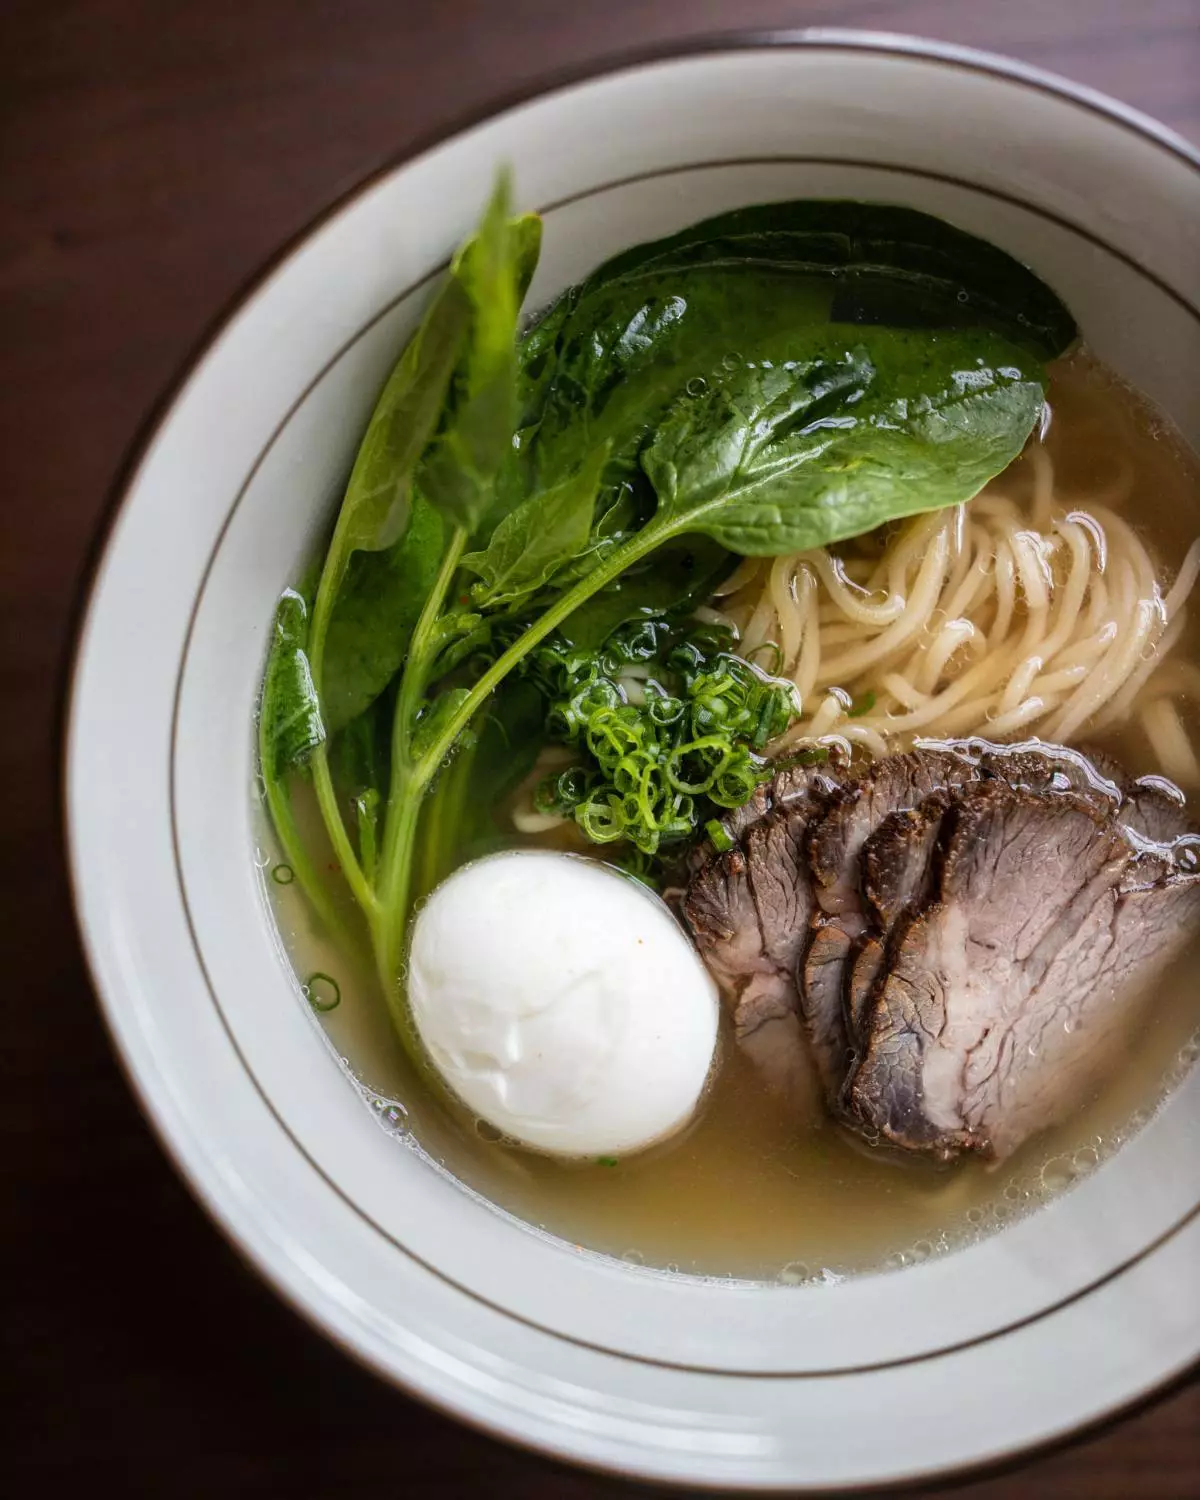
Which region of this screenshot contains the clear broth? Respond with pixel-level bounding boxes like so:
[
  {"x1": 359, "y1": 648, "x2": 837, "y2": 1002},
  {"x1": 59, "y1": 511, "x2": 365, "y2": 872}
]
[{"x1": 264, "y1": 351, "x2": 1200, "y2": 1281}]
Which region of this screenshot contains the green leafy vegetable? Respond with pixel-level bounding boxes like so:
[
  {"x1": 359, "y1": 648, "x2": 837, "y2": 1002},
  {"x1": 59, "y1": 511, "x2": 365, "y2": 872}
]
[
  {"x1": 461, "y1": 444, "x2": 610, "y2": 608},
  {"x1": 419, "y1": 187, "x2": 542, "y2": 532},
  {"x1": 640, "y1": 343, "x2": 1045, "y2": 554},
  {"x1": 557, "y1": 535, "x2": 733, "y2": 652},
  {"x1": 303, "y1": 179, "x2": 539, "y2": 973},
  {"x1": 328, "y1": 685, "x2": 392, "y2": 809},
  {"x1": 258, "y1": 591, "x2": 349, "y2": 944},
  {"x1": 334, "y1": 279, "x2": 470, "y2": 559},
  {"x1": 260, "y1": 590, "x2": 325, "y2": 779},
  {"x1": 320, "y1": 497, "x2": 446, "y2": 733}
]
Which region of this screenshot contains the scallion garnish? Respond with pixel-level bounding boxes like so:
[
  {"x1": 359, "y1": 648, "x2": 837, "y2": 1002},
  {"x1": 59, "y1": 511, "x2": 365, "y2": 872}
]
[
  {"x1": 526, "y1": 618, "x2": 798, "y2": 866},
  {"x1": 705, "y1": 819, "x2": 735, "y2": 853},
  {"x1": 304, "y1": 972, "x2": 342, "y2": 1012}
]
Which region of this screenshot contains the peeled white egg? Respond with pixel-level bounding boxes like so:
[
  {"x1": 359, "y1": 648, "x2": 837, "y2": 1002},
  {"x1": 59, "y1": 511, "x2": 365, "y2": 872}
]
[{"x1": 407, "y1": 850, "x2": 719, "y2": 1157}]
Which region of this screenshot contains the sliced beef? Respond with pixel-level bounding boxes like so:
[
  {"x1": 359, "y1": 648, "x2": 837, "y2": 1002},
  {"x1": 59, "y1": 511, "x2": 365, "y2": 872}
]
[
  {"x1": 801, "y1": 751, "x2": 977, "y2": 1099},
  {"x1": 848, "y1": 783, "x2": 1133, "y2": 1155},
  {"x1": 847, "y1": 794, "x2": 951, "y2": 1043},
  {"x1": 959, "y1": 875, "x2": 1200, "y2": 1157},
  {"x1": 682, "y1": 760, "x2": 846, "y2": 1106},
  {"x1": 682, "y1": 739, "x2": 1200, "y2": 1162}
]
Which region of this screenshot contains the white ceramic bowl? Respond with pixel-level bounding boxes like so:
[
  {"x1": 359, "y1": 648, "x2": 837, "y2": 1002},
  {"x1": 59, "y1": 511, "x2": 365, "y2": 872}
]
[{"x1": 66, "y1": 31, "x2": 1200, "y2": 1492}]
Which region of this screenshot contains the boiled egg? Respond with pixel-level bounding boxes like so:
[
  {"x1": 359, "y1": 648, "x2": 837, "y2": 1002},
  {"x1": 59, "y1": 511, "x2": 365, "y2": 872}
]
[{"x1": 407, "y1": 850, "x2": 719, "y2": 1156}]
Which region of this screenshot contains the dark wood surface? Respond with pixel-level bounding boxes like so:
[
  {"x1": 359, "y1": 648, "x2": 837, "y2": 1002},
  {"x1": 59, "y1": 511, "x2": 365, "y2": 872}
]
[{"x1": 4, "y1": 2, "x2": 1199, "y2": 1494}]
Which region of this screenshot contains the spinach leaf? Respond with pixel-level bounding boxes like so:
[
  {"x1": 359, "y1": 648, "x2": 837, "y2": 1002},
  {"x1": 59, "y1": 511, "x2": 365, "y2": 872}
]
[
  {"x1": 557, "y1": 534, "x2": 733, "y2": 651},
  {"x1": 311, "y1": 183, "x2": 540, "y2": 697},
  {"x1": 328, "y1": 688, "x2": 392, "y2": 806},
  {"x1": 326, "y1": 183, "x2": 539, "y2": 573},
  {"x1": 258, "y1": 590, "x2": 351, "y2": 946},
  {"x1": 260, "y1": 590, "x2": 325, "y2": 778},
  {"x1": 515, "y1": 199, "x2": 1076, "y2": 537},
  {"x1": 460, "y1": 444, "x2": 609, "y2": 608},
  {"x1": 320, "y1": 495, "x2": 445, "y2": 733},
  {"x1": 641, "y1": 335, "x2": 1045, "y2": 554},
  {"x1": 536, "y1": 198, "x2": 1076, "y2": 360},
  {"x1": 419, "y1": 179, "x2": 543, "y2": 532},
  {"x1": 335, "y1": 278, "x2": 471, "y2": 560}
]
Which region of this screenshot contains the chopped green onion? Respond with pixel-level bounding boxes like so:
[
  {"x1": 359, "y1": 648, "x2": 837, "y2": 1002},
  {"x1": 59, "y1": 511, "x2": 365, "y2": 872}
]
[
  {"x1": 515, "y1": 617, "x2": 800, "y2": 877},
  {"x1": 596, "y1": 1155, "x2": 619, "y2": 1167},
  {"x1": 847, "y1": 690, "x2": 877, "y2": 719},
  {"x1": 745, "y1": 640, "x2": 784, "y2": 675},
  {"x1": 304, "y1": 972, "x2": 342, "y2": 1012},
  {"x1": 705, "y1": 819, "x2": 734, "y2": 853}
]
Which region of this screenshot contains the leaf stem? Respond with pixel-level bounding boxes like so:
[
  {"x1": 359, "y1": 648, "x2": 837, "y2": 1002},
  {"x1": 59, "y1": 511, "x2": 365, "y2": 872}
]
[
  {"x1": 304, "y1": 507, "x2": 379, "y2": 914},
  {"x1": 311, "y1": 748, "x2": 380, "y2": 917},
  {"x1": 414, "y1": 519, "x2": 676, "y2": 785},
  {"x1": 375, "y1": 524, "x2": 470, "y2": 999},
  {"x1": 260, "y1": 758, "x2": 354, "y2": 955}
]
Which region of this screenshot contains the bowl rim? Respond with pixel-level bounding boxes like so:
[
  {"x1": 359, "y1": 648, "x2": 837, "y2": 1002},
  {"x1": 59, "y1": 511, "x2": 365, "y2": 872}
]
[{"x1": 61, "y1": 26, "x2": 1200, "y2": 1491}]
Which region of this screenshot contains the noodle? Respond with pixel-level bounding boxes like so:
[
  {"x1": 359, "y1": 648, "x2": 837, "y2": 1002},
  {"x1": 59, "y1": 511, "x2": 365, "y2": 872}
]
[{"x1": 717, "y1": 445, "x2": 1200, "y2": 784}]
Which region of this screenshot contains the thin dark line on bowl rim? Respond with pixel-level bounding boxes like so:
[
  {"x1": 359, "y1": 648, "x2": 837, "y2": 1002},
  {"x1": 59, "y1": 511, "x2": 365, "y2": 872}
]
[
  {"x1": 164, "y1": 154, "x2": 1200, "y2": 1379},
  {"x1": 59, "y1": 32, "x2": 1200, "y2": 1489}
]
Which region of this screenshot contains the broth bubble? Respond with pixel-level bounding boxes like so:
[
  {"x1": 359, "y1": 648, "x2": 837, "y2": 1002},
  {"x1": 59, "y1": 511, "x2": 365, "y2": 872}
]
[
  {"x1": 382, "y1": 1104, "x2": 409, "y2": 1135},
  {"x1": 1041, "y1": 1157, "x2": 1075, "y2": 1193}
]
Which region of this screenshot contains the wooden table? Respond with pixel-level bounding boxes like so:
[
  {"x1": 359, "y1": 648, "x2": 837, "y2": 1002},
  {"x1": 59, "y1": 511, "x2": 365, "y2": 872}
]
[{"x1": 4, "y1": 2, "x2": 1198, "y2": 1494}]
